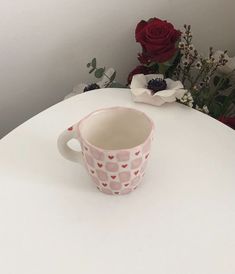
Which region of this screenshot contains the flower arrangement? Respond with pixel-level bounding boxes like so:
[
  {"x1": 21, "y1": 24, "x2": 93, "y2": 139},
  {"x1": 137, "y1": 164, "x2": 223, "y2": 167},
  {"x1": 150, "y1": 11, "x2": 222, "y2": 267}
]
[
  {"x1": 67, "y1": 18, "x2": 235, "y2": 129},
  {"x1": 128, "y1": 18, "x2": 235, "y2": 129},
  {"x1": 64, "y1": 59, "x2": 125, "y2": 99}
]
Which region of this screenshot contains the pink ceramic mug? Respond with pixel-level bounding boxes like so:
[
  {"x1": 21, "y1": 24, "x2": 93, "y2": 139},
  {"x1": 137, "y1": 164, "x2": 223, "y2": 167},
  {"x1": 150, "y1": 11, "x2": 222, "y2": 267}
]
[{"x1": 57, "y1": 107, "x2": 154, "y2": 195}]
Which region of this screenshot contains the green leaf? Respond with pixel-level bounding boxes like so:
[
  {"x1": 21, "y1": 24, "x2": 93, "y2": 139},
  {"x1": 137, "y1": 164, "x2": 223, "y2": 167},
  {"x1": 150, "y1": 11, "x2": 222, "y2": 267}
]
[
  {"x1": 91, "y1": 58, "x2": 97, "y2": 68},
  {"x1": 210, "y1": 101, "x2": 223, "y2": 118},
  {"x1": 158, "y1": 63, "x2": 168, "y2": 76},
  {"x1": 89, "y1": 68, "x2": 95, "y2": 74},
  {"x1": 216, "y1": 95, "x2": 227, "y2": 104},
  {"x1": 229, "y1": 89, "x2": 235, "y2": 100},
  {"x1": 213, "y1": 76, "x2": 221, "y2": 86},
  {"x1": 109, "y1": 71, "x2": 116, "y2": 83},
  {"x1": 230, "y1": 91, "x2": 235, "y2": 104},
  {"x1": 87, "y1": 63, "x2": 91, "y2": 68},
  {"x1": 164, "y1": 51, "x2": 180, "y2": 66},
  {"x1": 200, "y1": 87, "x2": 210, "y2": 100},
  {"x1": 146, "y1": 63, "x2": 159, "y2": 72},
  {"x1": 220, "y1": 78, "x2": 231, "y2": 90},
  {"x1": 95, "y1": 68, "x2": 105, "y2": 78},
  {"x1": 165, "y1": 52, "x2": 182, "y2": 78}
]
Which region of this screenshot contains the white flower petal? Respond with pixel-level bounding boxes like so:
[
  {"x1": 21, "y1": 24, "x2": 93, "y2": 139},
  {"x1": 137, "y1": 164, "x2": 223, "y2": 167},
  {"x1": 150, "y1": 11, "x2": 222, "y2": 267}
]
[
  {"x1": 166, "y1": 79, "x2": 184, "y2": 89},
  {"x1": 175, "y1": 89, "x2": 187, "y2": 99},
  {"x1": 153, "y1": 89, "x2": 176, "y2": 97},
  {"x1": 130, "y1": 74, "x2": 148, "y2": 89}
]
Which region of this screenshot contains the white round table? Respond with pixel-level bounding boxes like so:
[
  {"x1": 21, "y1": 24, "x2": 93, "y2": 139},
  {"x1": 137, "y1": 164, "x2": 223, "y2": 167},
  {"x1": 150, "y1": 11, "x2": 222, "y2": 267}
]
[{"x1": 0, "y1": 88, "x2": 235, "y2": 274}]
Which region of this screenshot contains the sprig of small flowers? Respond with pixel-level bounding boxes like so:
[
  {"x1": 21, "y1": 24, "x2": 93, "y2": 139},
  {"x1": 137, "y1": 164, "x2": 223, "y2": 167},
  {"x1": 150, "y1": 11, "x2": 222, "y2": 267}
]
[
  {"x1": 195, "y1": 105, "x2": 209, "y2": 114},
  {"x1": 177, "y1": 25, "x2": 228, "y2": 91},
  {"x1": 175, "y1": 24, "x2": 229, "y2": 114},
  {"x1": 179, "y1": 90, "x2": 194, "y2": 108}
]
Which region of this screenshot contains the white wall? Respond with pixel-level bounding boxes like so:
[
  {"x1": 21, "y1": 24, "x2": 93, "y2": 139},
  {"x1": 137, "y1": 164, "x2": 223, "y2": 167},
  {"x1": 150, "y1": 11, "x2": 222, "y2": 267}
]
[{"x1": 0, "y1": 0, "x2": 234, "y2": 137}]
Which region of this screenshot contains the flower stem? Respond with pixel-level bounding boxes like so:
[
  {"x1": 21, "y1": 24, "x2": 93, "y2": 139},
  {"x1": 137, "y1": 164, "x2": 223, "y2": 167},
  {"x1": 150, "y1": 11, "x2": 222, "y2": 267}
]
[{"x1": 103, "y1": 72, "x2": 113, "y2": 87}]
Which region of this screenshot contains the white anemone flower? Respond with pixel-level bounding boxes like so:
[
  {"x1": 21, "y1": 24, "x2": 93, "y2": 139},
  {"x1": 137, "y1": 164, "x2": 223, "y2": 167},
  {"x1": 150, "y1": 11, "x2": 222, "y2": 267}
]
[
  {"x1": 130, "y1": 74, "x2": 186, "y2": 106},
  {"x1": 64, "y1": 68, "x2": 115, "y2": 100}
]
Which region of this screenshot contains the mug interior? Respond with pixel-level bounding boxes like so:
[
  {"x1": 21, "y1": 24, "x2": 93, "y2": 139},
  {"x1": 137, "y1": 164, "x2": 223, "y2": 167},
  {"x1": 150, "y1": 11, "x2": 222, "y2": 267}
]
[{"x1": 79, "y1": 107, "x2": 153, "y2": 150}]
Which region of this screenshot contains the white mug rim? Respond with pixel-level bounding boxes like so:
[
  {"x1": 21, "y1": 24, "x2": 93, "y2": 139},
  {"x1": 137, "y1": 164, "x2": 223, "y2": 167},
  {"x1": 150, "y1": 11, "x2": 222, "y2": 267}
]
[{"x1": 75, "y1": 106, "x2": 154, "y2": 152}]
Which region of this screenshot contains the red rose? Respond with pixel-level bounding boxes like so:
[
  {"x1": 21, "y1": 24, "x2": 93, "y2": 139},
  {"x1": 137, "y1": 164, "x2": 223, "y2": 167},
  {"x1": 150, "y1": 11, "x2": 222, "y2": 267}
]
[
  {"x1": 127, "y1": 65, "x2": 156, "y2": 84},
  {"x1": 219, "y1": 116, "x2": 235, "y2": 130},
  {"x1": 136, "y1": 18, "x2": 181, "y2": 64}
]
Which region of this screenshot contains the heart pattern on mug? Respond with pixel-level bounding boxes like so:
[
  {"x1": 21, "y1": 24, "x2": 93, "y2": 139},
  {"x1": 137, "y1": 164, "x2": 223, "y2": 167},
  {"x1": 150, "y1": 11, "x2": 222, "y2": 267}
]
[
  {"x1": 81, "y1": 135, "x2": 152, "y2": 195},
  {"x1": 134, "y1": 170, "x2": 139, "y2": 176}
]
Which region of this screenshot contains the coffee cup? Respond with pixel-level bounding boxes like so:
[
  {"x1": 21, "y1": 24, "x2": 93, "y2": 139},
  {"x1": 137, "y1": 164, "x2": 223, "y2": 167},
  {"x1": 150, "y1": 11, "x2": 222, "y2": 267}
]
[{"x1": 57, "y1": 107, "x2": 154, "y2": 195}]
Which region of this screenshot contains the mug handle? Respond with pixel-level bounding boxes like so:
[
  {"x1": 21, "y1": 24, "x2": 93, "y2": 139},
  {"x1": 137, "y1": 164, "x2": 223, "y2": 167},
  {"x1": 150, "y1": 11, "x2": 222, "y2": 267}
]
[{"x1": 57, "y1": 125, "x2": 83, "y2": 164}]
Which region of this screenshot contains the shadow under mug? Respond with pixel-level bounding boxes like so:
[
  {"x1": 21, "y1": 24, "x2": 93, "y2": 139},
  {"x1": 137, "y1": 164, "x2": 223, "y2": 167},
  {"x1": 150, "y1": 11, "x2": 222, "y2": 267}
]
[{"x1": 57, "y1": 107, "x2": 154, "y2": 195}]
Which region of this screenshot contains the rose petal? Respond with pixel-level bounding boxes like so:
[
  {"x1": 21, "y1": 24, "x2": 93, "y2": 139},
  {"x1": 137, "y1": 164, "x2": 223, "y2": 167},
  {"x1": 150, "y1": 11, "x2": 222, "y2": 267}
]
[
  {"x1": 135, "y1": 20, "x2": 148, "y2": 42},
  {"x1": 135, "y1": 18, "x2": 181, "y2": 63}
]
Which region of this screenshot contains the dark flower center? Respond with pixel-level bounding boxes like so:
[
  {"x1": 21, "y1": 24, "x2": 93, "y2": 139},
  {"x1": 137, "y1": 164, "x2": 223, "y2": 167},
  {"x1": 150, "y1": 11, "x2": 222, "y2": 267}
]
[
  {"x1": 83, "y1": 83, "x2": 100, "y2": 92},
  {"x1": 147, "y1": 78, "x2": 167, "y2": 94}
]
